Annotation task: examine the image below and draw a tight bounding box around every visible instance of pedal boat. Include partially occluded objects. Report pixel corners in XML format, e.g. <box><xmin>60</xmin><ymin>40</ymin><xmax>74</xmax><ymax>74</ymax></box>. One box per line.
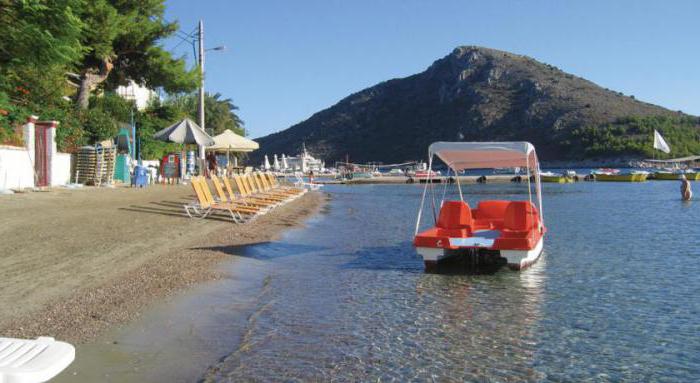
<box><xmin>413</xmin><ymin>142</ymin><xmax>546</xmax><ymax>272</ymax></box>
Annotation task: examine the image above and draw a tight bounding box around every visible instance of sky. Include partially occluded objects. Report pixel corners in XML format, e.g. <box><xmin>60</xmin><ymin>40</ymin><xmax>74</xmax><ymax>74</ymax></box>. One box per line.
<box><xmin>164</xmin><ymin>0</ymin><xmax>700</xmax><ymax>139</ymax></box>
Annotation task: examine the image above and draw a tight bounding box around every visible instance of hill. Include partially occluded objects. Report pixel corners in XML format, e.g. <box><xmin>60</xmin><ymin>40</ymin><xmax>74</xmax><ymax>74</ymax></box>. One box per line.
<box><xmin>253</xmin><ymin>46</ymin><xmax>699</xmax><ymax>164</ymax></box>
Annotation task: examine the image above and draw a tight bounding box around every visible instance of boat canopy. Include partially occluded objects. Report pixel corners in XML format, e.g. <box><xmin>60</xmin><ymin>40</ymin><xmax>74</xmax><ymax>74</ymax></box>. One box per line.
<box><xmin>428</xmin><ymin>142</ymin><xmax>538</xmax><ymax>171</ymax></box>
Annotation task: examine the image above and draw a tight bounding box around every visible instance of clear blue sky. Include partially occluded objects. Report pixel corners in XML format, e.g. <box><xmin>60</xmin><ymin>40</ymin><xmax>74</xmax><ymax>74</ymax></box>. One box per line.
<box><xmin>164</xmin><ymin>0</ymin><xmax>700</xmax><ymax>139</ymax></box>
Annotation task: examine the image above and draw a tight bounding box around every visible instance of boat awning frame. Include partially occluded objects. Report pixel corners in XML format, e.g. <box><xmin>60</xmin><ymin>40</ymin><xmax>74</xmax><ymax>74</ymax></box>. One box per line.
<box><xmin>428</xmin><ymin>141</ymin><xmax>538</xmax><ymax>171</ymax></box>
<box><xmin>415</xmin><ymin>141</ymin><xmax>545</xmax><ymax>235</ymax></box>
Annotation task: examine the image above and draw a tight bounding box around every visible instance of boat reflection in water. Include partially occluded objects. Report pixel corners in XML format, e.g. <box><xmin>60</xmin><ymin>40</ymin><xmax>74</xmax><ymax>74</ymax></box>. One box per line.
<box><xmin>413</xmin><ymin>254</ymin><xmax>547</xmax><ymax>380</ymax></box>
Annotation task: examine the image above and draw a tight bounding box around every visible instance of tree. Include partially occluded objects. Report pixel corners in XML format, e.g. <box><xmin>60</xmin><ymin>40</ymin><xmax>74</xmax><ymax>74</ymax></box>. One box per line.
<box><xmin>0</xmin><ymin>0</ymin><xmax>84</xmax><ymax>108</ymax></box>
<box><xmin>0</xmin><ymin>0</ymin><xmax>83</xmax><ymax>75</ymax></box>
<box><xmin>203</xmin><ymin>92</ymin><xmax>245</xmax><ymax>136</ymax></box>
<box><xmin>74</xmin><ymin>0</ymin><xmax>198</xmax><ymax>109</ymax></box>
<box><xmin>162</xmin><ymin>92</ymin><xmax>245</xmax><ymax>136</ymax></box>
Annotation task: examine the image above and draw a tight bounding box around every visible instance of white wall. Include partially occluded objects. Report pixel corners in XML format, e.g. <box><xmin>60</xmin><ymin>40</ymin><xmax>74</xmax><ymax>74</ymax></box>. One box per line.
<box><xmin>0</xmin><ymin>146</ymin><xmax>73</xmax><ymax>190</ymax></box>
<box><xmin>0</xmin><ymin>146</ymin><xmax>35</xmax><ymax>190</ymax></box>
<box><xmin>52</xmin><ymin>153</ymin><xmax>72</xmax><ymax>186</ymax></box>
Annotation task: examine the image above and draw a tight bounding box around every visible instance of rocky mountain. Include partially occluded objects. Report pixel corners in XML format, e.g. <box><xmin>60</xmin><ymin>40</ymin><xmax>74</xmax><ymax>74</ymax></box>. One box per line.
<box><xmin>253</xmin><ymin>46</ymin><xmax>694</xmax><ymax>164</ymax></box>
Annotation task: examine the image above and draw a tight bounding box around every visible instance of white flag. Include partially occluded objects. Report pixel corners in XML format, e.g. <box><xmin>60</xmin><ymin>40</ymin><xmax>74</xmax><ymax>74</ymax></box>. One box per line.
<box><xmin>653</xmin><ymin>130</ymin><xmax>671</xmax><ymax>154</ymax></box>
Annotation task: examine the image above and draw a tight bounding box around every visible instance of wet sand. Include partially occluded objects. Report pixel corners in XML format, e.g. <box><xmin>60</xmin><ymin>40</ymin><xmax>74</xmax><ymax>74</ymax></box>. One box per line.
<box><xmin>0</xmin><ymin>184</ymin><xmax>325</xmax><ymax>342</ymax></box>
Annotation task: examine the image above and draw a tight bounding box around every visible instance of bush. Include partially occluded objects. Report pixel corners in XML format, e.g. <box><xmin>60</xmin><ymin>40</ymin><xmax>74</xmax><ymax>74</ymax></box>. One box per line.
<box><xmin>569</xmin><ymin>115</ymin><xmax>700</xmax><ymax>159</ymax></box>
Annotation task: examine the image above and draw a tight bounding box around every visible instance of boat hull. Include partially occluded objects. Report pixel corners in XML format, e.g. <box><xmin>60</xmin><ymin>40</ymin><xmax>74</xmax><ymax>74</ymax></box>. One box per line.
<box><xmin>686</xmin><ymin>172</ymin><xmax>700</xmax><ymax>181</ymax></box>
<box><xmin>417</xmin><ymin>237</ymin><xmax>544</xmax><ymax>272</ymax></box>
<box><xmin>595</xmin><ymin>173</ymin><xmax>647</xmax><ymax>182</ymax></box>
<box><xmin>653</xmin><ymin>172</ymin><xmax>682</xmax><ymax>180</ymax></box>
<box><xmin>541</xmin><ymin>176</ymin><xmax>572</xmax><ymax>183</ymax></box>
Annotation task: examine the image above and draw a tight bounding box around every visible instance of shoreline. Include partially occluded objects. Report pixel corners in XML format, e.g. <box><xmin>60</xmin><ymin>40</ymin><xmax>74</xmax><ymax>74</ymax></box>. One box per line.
<box><xmin>0</xmin><ymin>186</ymin><xmax>327</xmax><ymax>343</ymax></box>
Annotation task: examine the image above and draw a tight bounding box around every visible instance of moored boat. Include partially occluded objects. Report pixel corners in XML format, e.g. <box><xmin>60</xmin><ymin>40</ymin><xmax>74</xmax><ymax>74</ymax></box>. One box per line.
<box><xmin>413</xmin><ymin>170</ymin><xmax>441</xmax><ymax>179</ymax></box>
<box><xmin>652</xmin><ymin>170</ymin><xmax>683</xmax><ymax>180</ymax></box>
<box><xmin>685</xmin><ymin>170</ymin><xmax>700</xmax><ymax>181</ymax></box>
<box><xmin>540</xmin><ymin>171</ymin><xmax>573</xmax><ymax>183</ymax></box>
<box><xmin>413</xmin><ymin>142</ymin><xmax>546</xmax><ymax>272</ymax></box>
<box><xmin>351</xmin><ymin>172</ymin><xmax>373</xmax><ymax>179</ymax></box>
<box><xmin>594</xmin><ymin>169</ymin><xmax>648</xmax><ymax>182</ymax></box>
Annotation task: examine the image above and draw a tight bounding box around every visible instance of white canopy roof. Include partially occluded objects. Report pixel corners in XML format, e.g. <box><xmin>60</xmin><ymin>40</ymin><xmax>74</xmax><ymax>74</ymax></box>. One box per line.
<box><xmin>153</xmin><ymin>118</ymin><xmax>215</xmax><ymax>146</ymax></box>
<box><xmin>428</xmin><ymin>141</ymin><xmax>538</xmax><ymax>170</ymax></box>
<box><xmin>207</xmin><ymin>129</ymin><xmax>259</xmax><ymax>152</ymax></box>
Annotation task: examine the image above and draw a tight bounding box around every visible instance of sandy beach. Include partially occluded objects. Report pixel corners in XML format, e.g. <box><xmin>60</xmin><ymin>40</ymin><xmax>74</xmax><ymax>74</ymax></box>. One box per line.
<box><xmin>0</xmin><ymin>184</ymin><xmax>325</xmax><ymax>343</ymax></box>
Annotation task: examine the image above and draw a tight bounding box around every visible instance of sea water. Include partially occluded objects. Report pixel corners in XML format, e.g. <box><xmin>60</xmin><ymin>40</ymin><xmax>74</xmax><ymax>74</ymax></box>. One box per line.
<box><xmin>59</xmin><ymin>182</ymin><xmax>700</xmax><ymax>382</ymax></box>
<box><xmin>202</xmin><ymin>182</ymin><xmax>700</xmax><ymax>381</ymax></box>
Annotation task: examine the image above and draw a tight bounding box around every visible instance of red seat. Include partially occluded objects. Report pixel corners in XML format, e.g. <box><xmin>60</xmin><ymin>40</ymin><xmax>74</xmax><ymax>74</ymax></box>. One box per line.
<box><xmin>414</xmin><ymin>201</ymin><xmax>474</xmax><ymax>248</ymax></box>
<box><xmin>503</xmin><ymin>201</ymin><xmax>539</xmax><ymax>234</ymax></box>
<box><xmin>434</xmin><ymin>200</ymin><xmax>473</xmax><ymax>238</ymax></box>
<box><xmin>472</xmin><ymin>200</ymin><xmax>509</xmax><ymax>230</ymax></box>
<box><xmin>492</xmin><ymin>201</ymin><xmax>542</xmax><ymax>250</ymax></box>
<box><xmin>437</xmin><ymin>201</ymin><xmax>472</xmax><ymax>229</ymax></box>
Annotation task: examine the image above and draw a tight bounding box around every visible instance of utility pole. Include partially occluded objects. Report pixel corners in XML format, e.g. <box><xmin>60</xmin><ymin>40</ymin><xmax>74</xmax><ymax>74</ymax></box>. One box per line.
<box><xmin>197</xmin><ymin>19</ymin><xmax>206</xmax><ymax>161</ymax></box>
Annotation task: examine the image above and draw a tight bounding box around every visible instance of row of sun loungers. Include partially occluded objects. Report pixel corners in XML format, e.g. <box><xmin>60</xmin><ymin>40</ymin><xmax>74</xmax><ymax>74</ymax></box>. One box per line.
<box><xmin>184</xmin><ymin>172</ymin><xmax>308</xmax><ymax>223</ymax></box>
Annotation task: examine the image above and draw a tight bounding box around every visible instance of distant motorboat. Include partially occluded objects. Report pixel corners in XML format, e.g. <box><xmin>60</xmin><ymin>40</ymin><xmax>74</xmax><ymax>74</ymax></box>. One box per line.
<box><xmin>595</xmin><ymin>169</ymin><xmax>648</xmax><ymax>182</ymax></box>
<box><xmin>653</xmin><ymin>168</ymin><xmax>684</xmax><ymax>180</ymax></box>
<box><xmin>540</xmin><ymin>171</ymin><xmax>573</xmax><ymax>183</ymax></box>
<box><xmin>413</xmin><ymin>170</ymin><xmax>441</xmax><ymax>179</ymax></box>
<box><xmin>350</xmin><ymin>172</ymin><xmax>373</xmax><ymax>179</ymax></box>
<box><xmin>684</xmin><ymin>169</ymin><xmax>700</xmax><ymax>181</ymax></box>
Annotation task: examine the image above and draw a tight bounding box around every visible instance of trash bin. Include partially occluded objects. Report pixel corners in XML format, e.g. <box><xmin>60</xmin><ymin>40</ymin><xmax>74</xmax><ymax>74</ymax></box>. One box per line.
<box><xmin>132</xmin><ymin>165</ymin><xmax>149</xmax><ymax>188</ymax></box>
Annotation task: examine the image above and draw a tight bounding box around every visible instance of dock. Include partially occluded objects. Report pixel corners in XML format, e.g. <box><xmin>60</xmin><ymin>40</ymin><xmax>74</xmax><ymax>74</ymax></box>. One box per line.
<box><xmin>315</xmin><ymin>175</ymin><xmax>519</xmax><ymax>185</ymax></box>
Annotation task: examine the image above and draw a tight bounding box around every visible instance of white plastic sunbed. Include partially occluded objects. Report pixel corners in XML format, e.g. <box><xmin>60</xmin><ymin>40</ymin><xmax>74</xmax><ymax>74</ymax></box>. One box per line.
<box><xmin>292</xmin><ymin>172</ymin><xmax>322</xmax><ymax>190</ymax></box>
<box><xmin>0</xmin><ymin>337</ymin><xmax>74</xmax><ymax>383</ymax></box>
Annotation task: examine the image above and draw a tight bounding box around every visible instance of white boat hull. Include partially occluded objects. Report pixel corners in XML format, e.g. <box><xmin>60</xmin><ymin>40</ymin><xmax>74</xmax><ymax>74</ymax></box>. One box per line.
<box><xmin>416</xmin><ymin>237</ymin><xmax>544</xmax><ymax>272</ymax></box>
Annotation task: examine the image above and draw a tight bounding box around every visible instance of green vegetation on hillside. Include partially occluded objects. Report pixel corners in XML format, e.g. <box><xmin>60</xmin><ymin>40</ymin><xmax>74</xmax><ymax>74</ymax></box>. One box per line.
<box><xmin>0</xmin><ymin>0</ymin><xmax>244</xmax><ymax>158</ymax></box>
<box><xmin>570</xmin><ymin>116</ymin><xmax>700</xmax><ymax>159</ymax></box>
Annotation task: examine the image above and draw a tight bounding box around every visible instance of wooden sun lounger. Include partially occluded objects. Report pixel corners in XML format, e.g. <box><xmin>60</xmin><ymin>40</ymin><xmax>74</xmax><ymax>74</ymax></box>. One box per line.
<box><xmin>244</xmin><ymin>174</ymin><xmax>291</xmax><ymax>201</ymax></box>
<box><xmin>210</xmin><ymin>175</ymin><xmax>271</xmax><ymax>213</ymax></box>
<box><xmin>255</xmin><ymin>173</ymin><xmax>300</xmax><ymax>197</ymax></box>
<box><xmin>0</xmin><ymin>337</ymin><xmax>74</xmax><ymax>383</ymax></box>
<box><xmin>233</xmin><ymin>175</ymin><xmax>287</xmax><ymax>204</ymax></box>
<box><xmin>251</xmin><ymin>173</ymin><xmax>296</xmax><ymax>198</ymax></box>
<box><xmin>266</xmin><ymin>172</ymin><xmax>308</xmax><ymax>193</ymax></box>
<box><xmin>183</xmin><ymin>177</ymin><xmax>258</xmax><ymax>222</ymax></box>
<box><xmin>221</xmin><ymin>176</ymin><xmax>275</xmax><ymax>210</ymax></box>
<box><xmin>230</xmin><ymin>176</ymin><xmax>283</xmax><ymax>207</ymax></box>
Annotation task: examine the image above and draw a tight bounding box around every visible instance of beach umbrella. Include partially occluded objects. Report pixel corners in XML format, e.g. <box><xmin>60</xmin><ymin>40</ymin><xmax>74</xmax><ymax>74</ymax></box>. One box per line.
<box><xmin>153</xmin><ymin>118</ymin><xmax>214</xmax><ymax>146</ymax></box>
<box><xmin>264</xmin><ymin>155</ymin><xmax>271</xmax><ymax>170</ymax></box>
<box><xmin>208</xmin><ymin>129</ymin><xmax>259</xmax><ymax>152</ymax></box>
<box><xmin>208</xmin><ymin>129</ymin><xmax>259</xmax><ymax>172</ymax></box>
<box><xmin>273</xmin><ymin>154</ymin><xmax>280</xmax><ymax>171</ymax></box>
<box><xmin>153</xmin><ymin>118</ymin><xmax>214</xmax><ymax>177</ymax></box>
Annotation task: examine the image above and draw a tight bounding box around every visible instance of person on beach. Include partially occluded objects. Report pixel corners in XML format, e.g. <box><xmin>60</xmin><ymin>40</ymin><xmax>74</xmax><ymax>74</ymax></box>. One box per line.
<box><xmin>680</xmin><ymin>174</ymin><xmax>692</xmax><ymax>201</ymax></box>
<box><xmin>308</xmin><ymin>169</ymin><xmax>315</xmax><ymax>184</ymax></box>
<box><xmin>206</xmin><ymin>152</ymin><xmax>218</xmax><ymax>177</ymax></box>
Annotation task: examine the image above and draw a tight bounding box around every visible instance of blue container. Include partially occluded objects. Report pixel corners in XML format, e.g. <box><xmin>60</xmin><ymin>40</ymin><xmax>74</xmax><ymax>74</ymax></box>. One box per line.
<box><xmin>132</xmin><ymin>165</ymin><xmax>149</xmax><ymax>188</ymax></box>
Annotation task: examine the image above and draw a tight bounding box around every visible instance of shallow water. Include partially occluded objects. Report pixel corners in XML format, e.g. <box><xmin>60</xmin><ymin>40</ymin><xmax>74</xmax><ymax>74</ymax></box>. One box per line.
<box><xmin>201</xmin><ymin>182</ymin><xmax>699</xmax><ymax>382</ymax></box>
<box><xmin>59</xmin><ymin>182</ymin><xmax>700</xmax><ymax>382</ymax></box>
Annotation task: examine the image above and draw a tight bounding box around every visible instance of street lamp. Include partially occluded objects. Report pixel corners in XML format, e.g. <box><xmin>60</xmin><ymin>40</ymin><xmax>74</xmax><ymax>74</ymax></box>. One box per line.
<box><xmin>196</xmin><ymin>19</ymin><xmax>225</xmax><ymax>165</ymax></box>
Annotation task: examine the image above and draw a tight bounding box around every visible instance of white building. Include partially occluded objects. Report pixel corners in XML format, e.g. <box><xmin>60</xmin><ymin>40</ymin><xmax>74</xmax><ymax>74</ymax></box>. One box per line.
<box><xmin>116</xmin><ymin>80</ymin><xmax>157</xmax><ymax>110</ymax></box>
<box><xmin>280</xmin><ymin>144</ymin><xmax>324</xmax><ymax>173</ymax></box>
